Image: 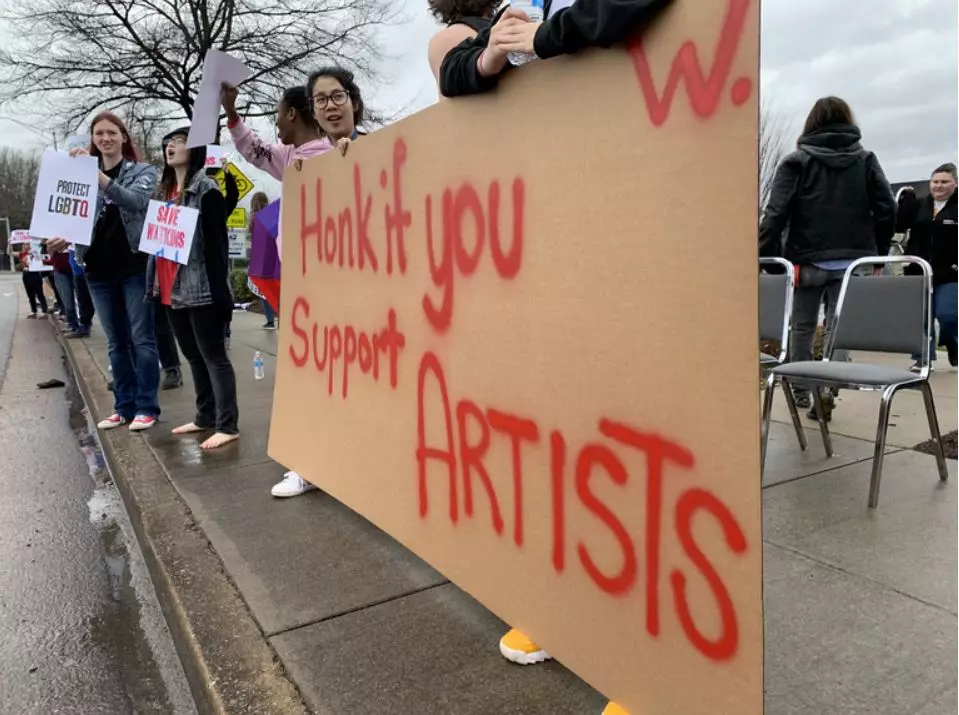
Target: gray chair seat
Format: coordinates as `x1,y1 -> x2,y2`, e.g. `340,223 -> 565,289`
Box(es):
760,352 -> 779,364
772,360 -> 920,387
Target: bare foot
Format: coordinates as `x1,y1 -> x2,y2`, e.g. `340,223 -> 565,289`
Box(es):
200,432 -> 239,450
172,422 -> 210,435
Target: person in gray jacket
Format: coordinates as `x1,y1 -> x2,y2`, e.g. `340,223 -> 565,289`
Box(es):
58,112 -> 163,432
146,128 -> 238,450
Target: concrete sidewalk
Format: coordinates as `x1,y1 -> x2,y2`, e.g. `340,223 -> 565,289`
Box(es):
63,308 -> 957,714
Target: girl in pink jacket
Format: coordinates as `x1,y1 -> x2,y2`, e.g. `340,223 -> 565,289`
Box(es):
223,84 -> 332,181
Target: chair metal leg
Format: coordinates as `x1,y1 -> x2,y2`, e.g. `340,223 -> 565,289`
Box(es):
779,378 -> 808,452
810,386 -> 834,458
918,381 -> 950,481
867,385 -> 898,509
761,372 -> 777,471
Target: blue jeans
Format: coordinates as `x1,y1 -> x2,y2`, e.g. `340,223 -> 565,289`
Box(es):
87,274 -> 161,419
54,271 -> 94,333
262,300 -> 276,325
55,272 -> 80,332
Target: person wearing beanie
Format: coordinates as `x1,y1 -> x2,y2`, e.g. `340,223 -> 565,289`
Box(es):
146,127 -> 239,450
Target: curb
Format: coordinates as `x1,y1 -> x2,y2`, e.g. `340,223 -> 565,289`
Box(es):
61,330 -> 310,715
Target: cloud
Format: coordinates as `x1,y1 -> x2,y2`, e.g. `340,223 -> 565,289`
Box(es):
760,0 -> 958,181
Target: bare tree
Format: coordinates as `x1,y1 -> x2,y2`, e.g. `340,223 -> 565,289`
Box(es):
0,0 -> 403,136
760,101 -> 790,210
0,148 -> 41,232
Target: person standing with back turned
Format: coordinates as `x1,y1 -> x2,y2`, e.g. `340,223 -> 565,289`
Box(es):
760,96 -> 896,422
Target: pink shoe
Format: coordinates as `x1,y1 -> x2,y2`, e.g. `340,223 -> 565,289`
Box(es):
97,414 -> 128,430
129,415 -> 157,432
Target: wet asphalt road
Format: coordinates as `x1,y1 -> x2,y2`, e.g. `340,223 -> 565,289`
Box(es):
0,274 -> 195,715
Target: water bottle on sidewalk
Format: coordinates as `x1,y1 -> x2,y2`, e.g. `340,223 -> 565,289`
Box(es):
507,0 -> 544,66
253,351 -> 265,380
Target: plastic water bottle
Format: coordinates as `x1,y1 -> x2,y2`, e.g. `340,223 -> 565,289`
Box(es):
507,0 -> 545,66
253,351 -> 265,380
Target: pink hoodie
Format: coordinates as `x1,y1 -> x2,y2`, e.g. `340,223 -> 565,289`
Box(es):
229,118 -> 332,257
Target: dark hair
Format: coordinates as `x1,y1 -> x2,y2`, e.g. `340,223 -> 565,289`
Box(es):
307,66 -> 365,129
801,96 -> 857,138
932,163 -> 957,180
428,0 -> 500,24
280,85 -> 319,132
88,112 -> 141,162
158,130 -> 207,201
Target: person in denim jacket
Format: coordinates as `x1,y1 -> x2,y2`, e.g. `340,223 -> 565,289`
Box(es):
146,128 -> 238,450
51,112 -> 161,432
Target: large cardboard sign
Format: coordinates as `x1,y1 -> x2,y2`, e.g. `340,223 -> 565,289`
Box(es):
272,1 -> 761,712
29,149 -> 99,245
137,200 -> 199,265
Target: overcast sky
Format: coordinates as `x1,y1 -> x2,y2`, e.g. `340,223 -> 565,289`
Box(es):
1,0 -> 956,187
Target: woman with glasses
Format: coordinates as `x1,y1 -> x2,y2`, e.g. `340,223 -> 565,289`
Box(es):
265,66 -> 370,500
306,66 -> 366,155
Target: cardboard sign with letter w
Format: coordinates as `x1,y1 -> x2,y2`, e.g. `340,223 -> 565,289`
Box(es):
271,1 -> 762,712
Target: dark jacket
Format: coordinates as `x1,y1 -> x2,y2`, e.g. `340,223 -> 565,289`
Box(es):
898,189 -> 957,285
439,0 -> 673,97
759,124 -> 896,264
74,160 -> 159,269
146,171 -> 232,310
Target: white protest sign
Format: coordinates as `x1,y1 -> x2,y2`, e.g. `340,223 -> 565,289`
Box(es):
27,240 -> 52,271
204,145 -> 226,169
227,229 -> 247,258
137,200 -> 199,266
188,50 -> 251,148
65,134 -> 90,153
9,229 -> 31,245
29,149 -> 100,245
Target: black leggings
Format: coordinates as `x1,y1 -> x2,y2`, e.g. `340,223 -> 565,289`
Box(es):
22,271 -> 48,314
168,305 -> 239,434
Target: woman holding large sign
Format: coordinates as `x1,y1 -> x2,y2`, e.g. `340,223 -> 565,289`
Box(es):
146,129 -> 239,450
54,112 -> 161,432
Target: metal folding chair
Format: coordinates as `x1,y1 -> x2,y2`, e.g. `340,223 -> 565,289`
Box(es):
759,257 -> 805,467
761,256 -> 949,508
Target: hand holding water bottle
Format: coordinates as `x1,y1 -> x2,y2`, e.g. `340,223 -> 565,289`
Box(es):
498,0 -> 544,66
480,2 -> 543,75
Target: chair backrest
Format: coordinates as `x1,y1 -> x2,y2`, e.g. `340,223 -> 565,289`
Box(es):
828,256 -> 933,362
759,258 -> 794,360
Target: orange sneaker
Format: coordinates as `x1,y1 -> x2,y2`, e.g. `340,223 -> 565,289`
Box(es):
498,628 -> 551,665
602,703 -> 628,715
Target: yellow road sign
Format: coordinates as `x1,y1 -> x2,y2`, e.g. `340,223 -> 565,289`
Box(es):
227,207 -> 247,229
214,163 -> 255,203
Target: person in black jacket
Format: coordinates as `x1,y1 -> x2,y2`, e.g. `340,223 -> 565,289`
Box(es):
759,96 -> 896,420
428,0 -> 500,87
897,163 -> 958,369
439,0 -> 673,97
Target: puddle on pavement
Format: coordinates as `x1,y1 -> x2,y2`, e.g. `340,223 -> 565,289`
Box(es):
65,366 -> 197,715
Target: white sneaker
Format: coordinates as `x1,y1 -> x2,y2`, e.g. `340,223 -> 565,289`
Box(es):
271,471 -> 317,498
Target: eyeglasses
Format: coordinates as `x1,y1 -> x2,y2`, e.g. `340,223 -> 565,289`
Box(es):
310,90 -> 349,110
